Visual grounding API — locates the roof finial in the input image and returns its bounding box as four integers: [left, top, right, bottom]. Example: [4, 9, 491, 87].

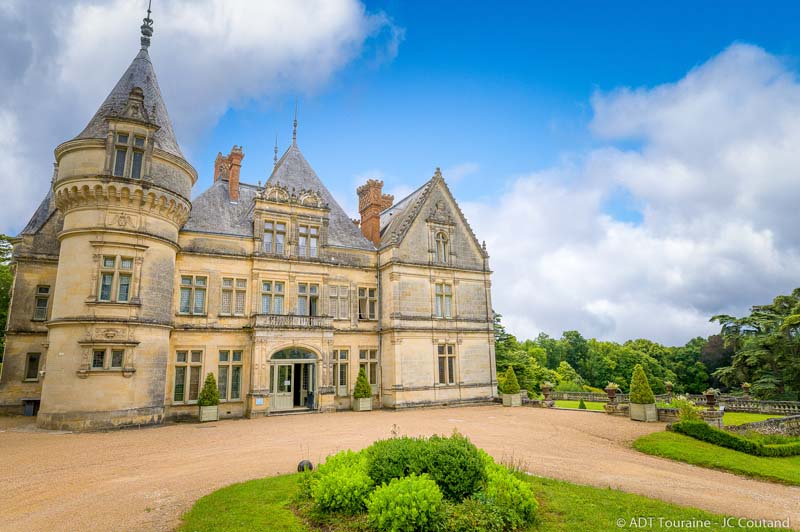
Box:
[273, 134, 279, 167]
[140, 0, 154, 50]
[292, 98, 298, 147]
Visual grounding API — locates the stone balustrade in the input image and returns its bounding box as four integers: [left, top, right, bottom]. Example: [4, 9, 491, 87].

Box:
[252, 314, 333, 329]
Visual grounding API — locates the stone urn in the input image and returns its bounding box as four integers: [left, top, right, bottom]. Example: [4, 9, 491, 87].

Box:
[741, 383, 751, 398]
[605, 386, 618, 404]
[704, 389, 717, 409]
[541, 383, 552, 402]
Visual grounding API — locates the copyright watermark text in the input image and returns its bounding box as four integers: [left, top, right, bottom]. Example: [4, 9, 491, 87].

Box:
[616, 517, 792, 529]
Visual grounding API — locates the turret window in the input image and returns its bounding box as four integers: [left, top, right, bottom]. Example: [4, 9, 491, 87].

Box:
[98, 255, 134, 303]
[112, 133, 146, 179]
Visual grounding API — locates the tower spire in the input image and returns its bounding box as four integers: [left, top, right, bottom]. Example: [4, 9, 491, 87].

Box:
[273, 135, 279, 167]
[140, 0, 154, 50]
[292, 98, 298, 147]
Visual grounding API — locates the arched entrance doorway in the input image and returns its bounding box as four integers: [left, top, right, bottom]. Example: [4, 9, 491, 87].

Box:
[270, 347, 317, 412]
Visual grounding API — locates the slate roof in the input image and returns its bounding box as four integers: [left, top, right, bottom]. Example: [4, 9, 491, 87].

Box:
[72, 48, 183, 159]
[379, 180, 431, 241]
[183, 144, 375, 250]
[20, 188, 56, 236]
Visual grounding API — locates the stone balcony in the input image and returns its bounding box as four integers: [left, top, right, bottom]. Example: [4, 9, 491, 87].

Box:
[252, 313, 333, 329]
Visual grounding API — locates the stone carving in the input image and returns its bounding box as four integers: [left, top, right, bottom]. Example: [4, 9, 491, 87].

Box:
[120, 87, 150, 122]
[259, 183, 328, 209]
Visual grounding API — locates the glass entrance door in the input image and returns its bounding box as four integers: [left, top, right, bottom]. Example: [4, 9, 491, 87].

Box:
[272, 363, 294, 411]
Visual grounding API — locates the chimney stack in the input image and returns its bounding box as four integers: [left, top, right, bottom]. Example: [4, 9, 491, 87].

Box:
[213, 146, 245, 202]
[357, 179, 394, 246]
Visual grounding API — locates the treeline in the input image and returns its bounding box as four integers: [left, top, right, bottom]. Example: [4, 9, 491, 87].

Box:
[496, 288, 800, 401]
[0, 235, 12, 358]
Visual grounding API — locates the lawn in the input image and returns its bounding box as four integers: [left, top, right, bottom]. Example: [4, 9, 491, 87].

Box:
[554, 400, 606, 411]
[634, 431, 800, 486]
[178, 472, 789, 532]
[723, 411, 784, 426]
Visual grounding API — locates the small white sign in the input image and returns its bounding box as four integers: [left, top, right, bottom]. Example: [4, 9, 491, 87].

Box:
[284, 380, 291, 386]
[255, 398, 264, 406]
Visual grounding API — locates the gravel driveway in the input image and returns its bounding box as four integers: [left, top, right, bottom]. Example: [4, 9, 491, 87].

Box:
[1, 406, 798, 532]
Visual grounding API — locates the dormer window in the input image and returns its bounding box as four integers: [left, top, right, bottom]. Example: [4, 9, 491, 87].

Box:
[113, 133, 146, 179]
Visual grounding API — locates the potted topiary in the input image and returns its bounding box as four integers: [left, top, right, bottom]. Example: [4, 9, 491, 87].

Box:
[352, 367, 373, 411]
[605, 382, 619, 403]
[629, 364, 657, 422]
[501, 366, 522, 407]
[198, 372, 220, 422]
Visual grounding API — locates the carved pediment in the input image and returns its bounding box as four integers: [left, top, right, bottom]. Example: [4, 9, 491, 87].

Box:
[262, 184, 290, 203]
[427, 200, 454, 224]
[258, 183, 328, 209]
[298, 189, 324, 208]
[120, 87, 150, 122]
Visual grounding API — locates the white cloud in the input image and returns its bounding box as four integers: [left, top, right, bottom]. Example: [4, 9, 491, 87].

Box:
[442, 162, 479, 183]
[464, 43, 800, 345]
[0, 0, 400, 235]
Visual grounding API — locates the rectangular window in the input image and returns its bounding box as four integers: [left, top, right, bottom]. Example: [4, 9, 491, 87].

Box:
[92, 349, 105, 369]
[329, 285, 349, 319]
[110, 349, 124, 369]
[113, 148, 127, 177]
[33, 285, 50, 321]
[112, 133, 146, 179]
[179, 275, 207, 315]
[174, 350, 203, 403]
[333, 349, 349, 396]
[298, 225, 320, 258]
[263, 221, 287, 254]
[359, 349, 378, 386]
[435, 283, 453, 318]
[221, 278, 247, 316]
[98, 255, 135, 303]
[217, 350, 243, 401]
[261, 281, 285, 314]
[297, 283, 319, 316]
[358, 287, 377, 320]
[437, 344, 456, 385]
[131, 150, 143, 179]
[24, 353, 40, 381]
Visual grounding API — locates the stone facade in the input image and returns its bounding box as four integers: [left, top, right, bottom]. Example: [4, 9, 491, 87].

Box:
[0, 21, 496, 430]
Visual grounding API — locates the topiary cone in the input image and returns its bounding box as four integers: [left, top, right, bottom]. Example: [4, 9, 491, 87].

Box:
[629, 364, 655, 404]
[198, 372, 220, 407]
[503, 366, 520, 395]
[353, 367, 372, 399]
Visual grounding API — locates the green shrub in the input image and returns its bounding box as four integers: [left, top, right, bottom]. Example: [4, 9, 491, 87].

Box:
[425, 434, 487, 501]
[502, 367, 520, 394]
[670, 421, 800, 457]
[629, 364, 655, 404]
[482, 466, 538, 530]
[299, 449, 367, 500]
[312, 464, 374, 514]
[578, 398, 587, 409]
[672, 395, 701, 421]
[366, 437, 428, 487]
[353, 367, 372, 399]
[582, 384, 605, 393]
[444, 498, 504, 532]
[554, 380, 583, 392]
[367, 474, 444, 532]
[197, 373, 220, 406]
[367, 434, 486, 501]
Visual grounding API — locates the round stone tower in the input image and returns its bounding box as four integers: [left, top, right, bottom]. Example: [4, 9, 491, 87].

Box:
[37, 11, 197, 429]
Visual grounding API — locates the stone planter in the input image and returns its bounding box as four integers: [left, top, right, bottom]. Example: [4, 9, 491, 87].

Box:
[630, 403, 658, 422]
[353, 397, 373, 412]
[502, 393, 522, 407]
[199, 405, 219, 422]
[541, 385, 552, 402]
[704, 390, 717, 409]
[741, 383, 751, 398]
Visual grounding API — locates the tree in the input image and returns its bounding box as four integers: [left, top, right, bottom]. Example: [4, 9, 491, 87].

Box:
[502, 366, 520, 394]
[0, 234, 13, 358]
[197, 373, 220, 406]
[629, 364, 655, 404]
[712, 289, 800, 400]
[354, 367, 372, 399]
[561, 330, 588, 370]
[701, 335, 735, 389]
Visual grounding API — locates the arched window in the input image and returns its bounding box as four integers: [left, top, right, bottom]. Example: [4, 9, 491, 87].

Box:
[435, 232, 448, 263]
[271, 348, 317, 360]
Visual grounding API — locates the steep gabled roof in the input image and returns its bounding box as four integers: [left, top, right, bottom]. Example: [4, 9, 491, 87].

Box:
[72, 48, 183, 159]
[378, 171, 487, 256]
[267, 145, 374, 250]
[20, 188, 56, 236]
[182, 181, 259, 237]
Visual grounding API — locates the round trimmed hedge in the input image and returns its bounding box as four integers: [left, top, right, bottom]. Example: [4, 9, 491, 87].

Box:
[298, 433, 538, 531]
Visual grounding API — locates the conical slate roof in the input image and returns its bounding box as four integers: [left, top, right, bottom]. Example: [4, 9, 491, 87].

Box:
[73, 47, 183, 159]
[267, 144, 374, 250]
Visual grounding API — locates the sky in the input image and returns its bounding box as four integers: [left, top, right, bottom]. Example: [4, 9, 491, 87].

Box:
[2, 0, 800, 345]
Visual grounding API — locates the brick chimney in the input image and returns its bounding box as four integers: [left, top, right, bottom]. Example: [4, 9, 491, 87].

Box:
[357, 179, 394, 246]
[213, 146, 244, 202]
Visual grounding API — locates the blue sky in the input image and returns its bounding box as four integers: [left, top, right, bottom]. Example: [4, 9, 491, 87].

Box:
[3, 0, 800, 344]
[196, 1, 800, 219]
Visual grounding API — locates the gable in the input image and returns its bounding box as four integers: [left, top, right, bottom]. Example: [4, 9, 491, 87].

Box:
[389, 177, 486, 270]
